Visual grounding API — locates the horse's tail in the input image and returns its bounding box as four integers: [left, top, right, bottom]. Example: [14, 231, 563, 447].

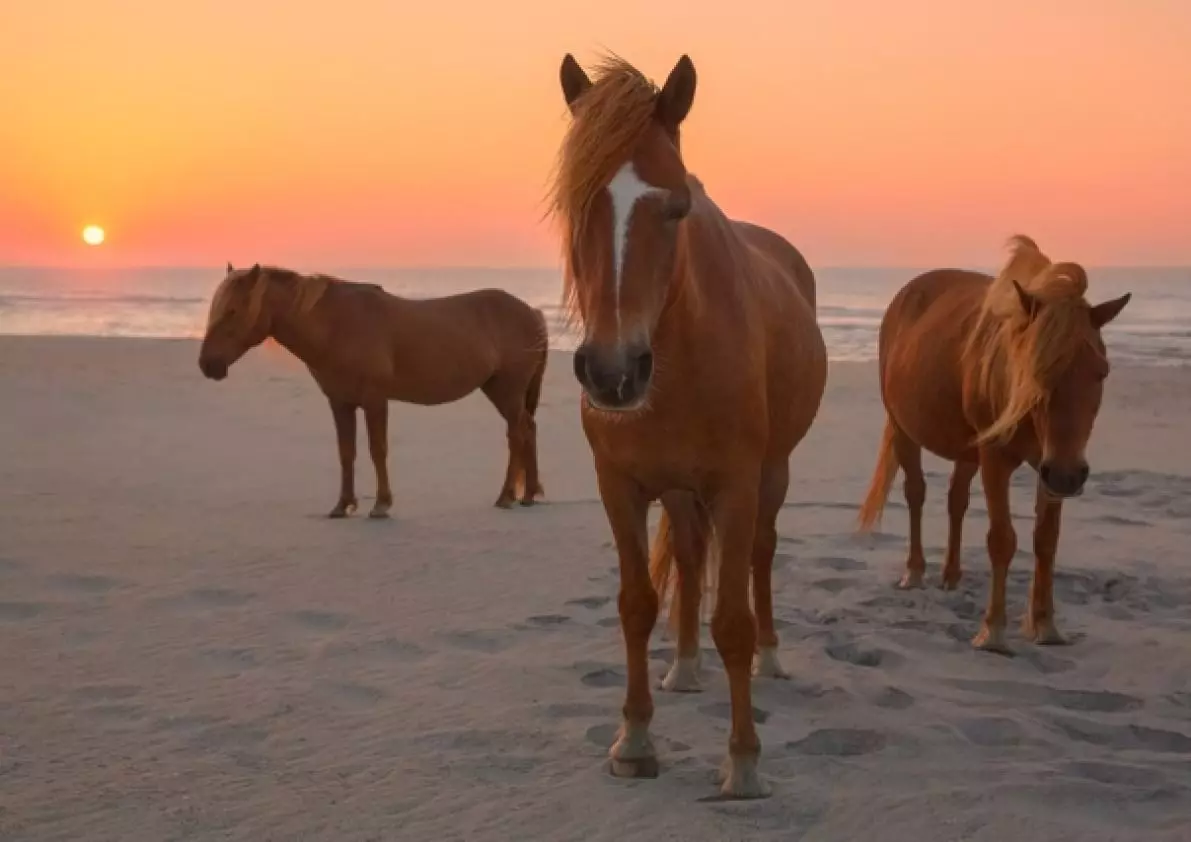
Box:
[525, 308, 548, 416]
[649, 504, 718, 640]
[858, 416, 900, 532]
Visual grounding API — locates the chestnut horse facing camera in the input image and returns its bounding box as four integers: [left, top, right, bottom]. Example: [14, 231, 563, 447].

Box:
[198, 264, 548, 516]
[551, 53, 827, 798]
[859, 236, 1131, 654]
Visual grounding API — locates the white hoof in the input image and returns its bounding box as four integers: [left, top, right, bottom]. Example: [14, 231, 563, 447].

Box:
[752, 646, 790, 679]
[718, 754, 771, 799]
[609, 720, 658, 778]
[661, 656, 703, 692]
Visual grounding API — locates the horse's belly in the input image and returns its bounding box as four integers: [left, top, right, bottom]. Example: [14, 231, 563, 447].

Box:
[882, 341, 976, 463]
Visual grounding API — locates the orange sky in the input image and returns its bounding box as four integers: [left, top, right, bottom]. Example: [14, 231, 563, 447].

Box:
[2, 0, 1188, 268]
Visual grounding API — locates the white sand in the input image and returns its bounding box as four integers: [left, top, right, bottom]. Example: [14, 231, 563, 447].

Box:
[1, 336, 1189, 841]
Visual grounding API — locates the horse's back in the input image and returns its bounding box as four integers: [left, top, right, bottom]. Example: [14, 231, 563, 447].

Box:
[880, 268, 992, 460]
[734, 220, 817, 311]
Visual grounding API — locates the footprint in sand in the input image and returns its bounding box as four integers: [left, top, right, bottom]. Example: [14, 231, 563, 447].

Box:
[824, 638, 899, 669]
[811, 577, 855, 594]
[184, 587, 257, 608]
[954, 716, 1029, 748]
[565, 596, 612, 610]
[787, 728, 887, 757]
[72, 683, 141, 703]
[46, 573, 124, 594]
[0, 559, 26, 574]
[947, 678, 1143, 714]
[291, 609, 351, 632]
[1047, 715, 1191, 753]
[873, 686, 916, 710]
[320, 680, 387, 707]
[437, 628, 513, 653]
[321, 637, 427, 661]
[0, 601, 46, 621]
[815, 556, 867, 573]
[525, 614, 572, 628]
[577, 662, 626, 688]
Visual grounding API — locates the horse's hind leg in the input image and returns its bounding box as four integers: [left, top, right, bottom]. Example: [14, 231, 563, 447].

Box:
[519, 353, 546, 505]
[892, 428, 928, 589]
[328, 400, 358, 518]
[752, 460, 790, 679]
[363, 401, 393, 519]
[942, 458, 979, 589]
[481, 375, 526, 509]
[658, 491, 709, 693]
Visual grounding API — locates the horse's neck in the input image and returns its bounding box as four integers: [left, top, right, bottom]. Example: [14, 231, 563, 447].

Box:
[266, 280, 326, 367]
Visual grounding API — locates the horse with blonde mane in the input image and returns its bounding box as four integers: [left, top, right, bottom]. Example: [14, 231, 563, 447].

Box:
[858, 236, 1131, 653]
[551, 53, 827, 798]
[198, 264, 548, 515]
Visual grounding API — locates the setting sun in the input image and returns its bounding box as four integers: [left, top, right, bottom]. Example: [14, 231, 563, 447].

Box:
[82, 225, 105, 246]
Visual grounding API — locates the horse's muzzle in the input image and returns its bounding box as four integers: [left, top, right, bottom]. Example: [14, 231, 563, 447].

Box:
[199, 357, 228, 381]
[1039, 460, 1089, 498]
[573, 342, 654, 411]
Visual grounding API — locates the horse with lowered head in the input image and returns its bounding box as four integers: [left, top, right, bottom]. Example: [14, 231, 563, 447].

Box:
[858, 236, 1131, 654]
[198, 264, 548, 516]
[551, 53, 827, 798]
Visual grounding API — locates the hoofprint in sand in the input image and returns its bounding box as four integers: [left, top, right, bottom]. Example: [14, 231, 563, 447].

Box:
[1, 337, 1189, 841]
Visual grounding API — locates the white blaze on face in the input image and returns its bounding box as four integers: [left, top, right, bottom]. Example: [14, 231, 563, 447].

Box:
[606, 162, 664, 334]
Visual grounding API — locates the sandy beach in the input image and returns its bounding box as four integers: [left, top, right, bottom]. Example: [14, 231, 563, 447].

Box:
[1, 335, 1189, 842]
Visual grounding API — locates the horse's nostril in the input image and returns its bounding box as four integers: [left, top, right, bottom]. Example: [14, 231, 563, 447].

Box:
[633, 350, 654, 383]
[572, 348, 590, 383]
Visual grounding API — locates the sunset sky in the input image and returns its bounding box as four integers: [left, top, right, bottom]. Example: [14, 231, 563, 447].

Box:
[2, 0, 1188, 268]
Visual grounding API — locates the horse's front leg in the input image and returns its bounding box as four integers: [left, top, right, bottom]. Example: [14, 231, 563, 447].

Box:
[1024, 485, 1067, 644]
[363, 401, 393, 519]
[972, 450, 1020, 654]
[328, 400, 358, 518]
[709, 477, 770, 799]
[596, 461, 659, 779]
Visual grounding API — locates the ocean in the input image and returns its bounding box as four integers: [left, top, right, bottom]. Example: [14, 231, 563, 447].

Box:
[0, 265, 1186, 365]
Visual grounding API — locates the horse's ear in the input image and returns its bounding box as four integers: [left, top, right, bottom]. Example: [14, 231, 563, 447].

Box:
[1090, 292, 1131, 329]
[246, 263, 261, 280]
[656, 54, 696, 134]
[226, 261, 234, 274]
[559, 54, 592, 113]
[1012, 280, 1040, 319]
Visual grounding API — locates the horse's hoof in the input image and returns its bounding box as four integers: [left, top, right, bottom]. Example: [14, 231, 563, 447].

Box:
[660, 657, 702, 692]
[718, 754, 771, 799]
[368, 507, 391, 520]
[608, 755, 660, 779]
[752, 647, 790, 680]
[608, 721, 658, 778]
[518, 497, 536, 508]
[972, 623, 1013, 655]
[328, 500, 357, 519]
[493, 495, 515, 509]
[897, 569, 925, 590]
[1024, 618, 1069, 646]
[940, 566, 962, 590]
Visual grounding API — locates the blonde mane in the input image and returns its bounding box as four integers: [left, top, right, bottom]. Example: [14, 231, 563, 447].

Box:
[207, 266, 335, 330]
[964, 235, 1097, 444]
[546, 54, 662, 326]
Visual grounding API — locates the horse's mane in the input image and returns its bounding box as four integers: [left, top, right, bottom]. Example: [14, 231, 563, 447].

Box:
[208, 266, 335, 329]
[547, 54, 663, 326]
[964, 235, 1095, 444]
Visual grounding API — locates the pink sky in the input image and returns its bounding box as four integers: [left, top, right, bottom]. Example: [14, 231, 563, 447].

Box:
[1, 0, 1188, 268]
